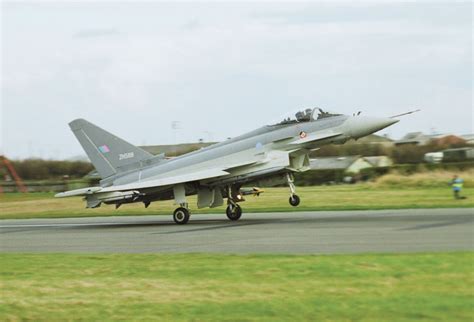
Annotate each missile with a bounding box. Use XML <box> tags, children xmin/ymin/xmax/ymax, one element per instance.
<box><xmin>84</xmin><ymin>190</ymin><xmax>141</xmax><ymax>208</ymax></box>
<box><xmin>240</xmin><ymin>187</ymin><xmax>265</xmax><ymax>197</ymax></box>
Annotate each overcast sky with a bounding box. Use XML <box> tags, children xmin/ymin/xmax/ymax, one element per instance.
<box><xmin>1</xmin><ymin>1</ymin><xmax>472</xmax><ymax>160</ymax></box>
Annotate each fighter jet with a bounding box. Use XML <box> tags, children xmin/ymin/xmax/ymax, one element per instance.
<box><xmin>56</xmin><ymin>108</ymin><xmax>408</xmax><ymax>224</ymax></box>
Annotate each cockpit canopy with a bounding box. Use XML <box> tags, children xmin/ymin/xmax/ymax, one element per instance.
<box><xmin>274</xmin><ymin>108</ymin><xmax>342</xmax><ymax>125</ymax></box>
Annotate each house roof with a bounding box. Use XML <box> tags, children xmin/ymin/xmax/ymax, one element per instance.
<box><xmin>395</xmin><ymin>132</ymin><xmax>468</xmax><ymax>145</ymax></box>
<box><xmin>364</xmin><ymin>156</ymin><xmax>392</xmax><ymax>167</ymax></box>
<box><xmin>395</xmin><ymin>132</ymin><xmax>432</xmax><ymax>145</ymax></box>
<box><xmin>355</xmin><ymin>134</ymin><xmax>394</xmax><ymax>143</ymax></box>
<box><xmin>460</xmin><ymin>134</ymin><xmax>474</xmax><ymax>141</ymax></box>
<box><xmin>310</xmin><ymin>156</ymin><xmax>362</xmax><ymax>170</ymax></box>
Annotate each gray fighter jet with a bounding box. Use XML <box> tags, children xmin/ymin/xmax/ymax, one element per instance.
<box><xmin>56</xmin><ymin>108</ymin><xmax>408</xmax><ymax>224</ymax></box>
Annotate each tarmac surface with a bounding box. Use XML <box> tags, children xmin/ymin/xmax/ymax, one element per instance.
<box><xmin>0</xmin><ymin>208</ymin><xmax>472</xmax><ymax>254</ymax></box>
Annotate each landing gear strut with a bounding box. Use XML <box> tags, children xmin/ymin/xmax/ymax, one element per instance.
<box><xmin>226</xmin><ymin>185</ymin><xmax>243</xmax><ymax>221</ymax></box>
<box><xmin>173</xmin><ymin>184</ymin><xmax>190</xmax><ymax>224</ymax></box>
<box><xmin>287</xmin><ymin>173</ymin><xmax>300</xmax><ymax>207</ymax></box>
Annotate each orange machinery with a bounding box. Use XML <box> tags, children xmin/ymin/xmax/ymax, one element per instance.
<box><xmin>0</xmin><ymin>155</ymin><xmax>27</xmax><ymax>193</ymax></box>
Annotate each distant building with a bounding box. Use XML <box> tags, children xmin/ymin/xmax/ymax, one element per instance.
<box><xmin>424</xmin><ymin>147</ymin><xmax>474</xmax><ymax>163</ymax></box>
<box><xmin>395</xmin><ymin>132</ymin><xmax>467</xmax><ymax>146</ymax></box>
<box><xmin>364</xmin><ymin>156</ymin><xmax>393</xmax><ymax>168</ymax></box>
<box><xmin>424</xmin><ymin>152</ymin><xmax>444</xmax><ymax>164</ymax></box>
<box><xmin>460</xmin><ymin>134</ymin><xmax>474</xmax><ymax>145</ymax></box>
<box><xmin>351</xmin><ymin>134</ymin><xmax>394</xmax><ymax>147</ymax></box>
<box><xmin>306</xmin><ymin>155</ymin><xmax>394</xmax><ymax>184</ymax></box>
<box><xmin>310</xmin><ymin>156</ymin><xmax>373</xmax><ymax>174</ymax></box>
<box><xmin>395</xmin><ymin>132</ymin><xmax>433</xmax><ymax>146</ymax></box>
<box><xmin>442</xmin><ymin>147</ymin><xmax>474</xmax><ymax>162</ymax></box>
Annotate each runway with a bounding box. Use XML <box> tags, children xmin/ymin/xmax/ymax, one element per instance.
<box><xmin>0</xmin><ymin>208</ymin><xmax>472</xmax><ymax>254</ymax></box>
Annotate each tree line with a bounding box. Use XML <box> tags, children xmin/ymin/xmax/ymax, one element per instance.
<box><xmin>5</xmin><ymin>159</ymin><xmax>94</xmax><ymax>181</ymax></box>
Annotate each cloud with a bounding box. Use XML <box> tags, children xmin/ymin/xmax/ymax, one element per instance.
<box><xmin>181</xmin><ymin>19</ymin><xmax>200</xmax><ymax>31</ymax></box>
<box><xmin>72</xmin><ymin>28</ymin><xmax>121</xmax><ymax>39</ymax></box>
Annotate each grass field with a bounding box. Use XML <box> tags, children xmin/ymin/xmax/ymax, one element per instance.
<box><xmin>0</xmin><ymin>252</ymin><xmax>472</xmax><ymax>321</ymax></box>
<box><xmin>0</xmin><ymin>185</ymin><xmax>472</xmax><ymax>220</ymax></box>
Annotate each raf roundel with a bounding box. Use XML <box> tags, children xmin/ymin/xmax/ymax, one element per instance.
<box><xmin>299</xmin><ymin>131</ymin><xmax>307</xmax><ymax>139</ymax></box>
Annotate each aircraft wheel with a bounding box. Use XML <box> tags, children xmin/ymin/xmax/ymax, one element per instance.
<box><xmin>226</xmin><ymin>204</ymin><xmax>242</xmax><ymax>221</ymax></box>
<box><xmin>173</xmin><ymin>207</ymin><xmax>190</xmax><ymax>224</ymax></box>
<box><xmin>289</xmin><ymin>194</ymin><xmax>300</xmax><ymax>207</ymax></box>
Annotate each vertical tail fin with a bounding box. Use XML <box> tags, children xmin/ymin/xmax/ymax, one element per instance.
<box><xmin>69</xmin><ymin>119</ymin><xmax>153</xmax><ymax>179</ymax></box>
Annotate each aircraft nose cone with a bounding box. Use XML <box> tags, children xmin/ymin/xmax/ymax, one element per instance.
<box><xmin>349</xmin><ymin>116</ymin><xmax>399</xmax><ymax>139</ymax></box>
<box><xmin>379</xmin><ymin>117</ymin><xmax>399</xmax><ymax>129</ymax></box>
<box><xmin>366</xmin><ymin>117</ymin><xmax>399</xmax><ymax>134</ymax></box>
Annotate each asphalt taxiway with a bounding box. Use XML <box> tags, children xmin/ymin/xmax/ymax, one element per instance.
<box><xmin>0</xmin><ymin>208</ymin><xmax>472</xmax><ymax>254</ymax></box>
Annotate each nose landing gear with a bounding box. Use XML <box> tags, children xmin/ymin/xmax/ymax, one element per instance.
<box><xmin>287</xmin><ymin>172</ymin><xmax>301</xmax><ymax>207</ymax></box>
<box><xmin>289</xmin><ymin>194</ymin><xmax>300</xmax><ymax>207</ymax></box>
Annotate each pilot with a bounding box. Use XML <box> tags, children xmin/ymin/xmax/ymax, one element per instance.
<box><xmin>295</xmin><ymin>111</ymin><xmax>304</xmax><ymax>122</ymax></box>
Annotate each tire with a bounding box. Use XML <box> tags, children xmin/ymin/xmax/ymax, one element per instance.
<box><xmin>173</xmin><ymin>207</ymin><xmax>190</xmax><ymax>224</ymax></box>
<box><xmin>226</xmin><ymin>204</ymin><xmax>242</xmax><ymax>221</ymax></box>
<box><xmin>289</xmin><ymin>195</ymin><xmax>300</xmax><ymax>207</ymax></box>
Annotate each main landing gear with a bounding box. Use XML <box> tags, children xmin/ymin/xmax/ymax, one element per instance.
<box><xmin>226</xmin><ymin>203</ymin><xmax>242</xmax><ymax>221</ymax></box>
<box><xmin>287</xmin><ymin>173</ymin><xmax>301</xmax><ymax>207</ymax></box>
<box><xmin>173</xmin><ymin>206</ymin><xmax>190</xmax><ymax>224</ymax></box>
<box><xmin>172</xmin><ymin>185</ymin><xmax>191</xmax><ymax>224</ymax></box>
<box><xmin>226</xmin><ymin>185</ymin><xmax>243</xmax><ymax>221</ymax></box>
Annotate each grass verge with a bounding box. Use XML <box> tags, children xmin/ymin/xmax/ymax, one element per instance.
<box><xmin>372</xmin><ymin>169</ymin><xmax>474</xmax><ymax>188</ymax></box>
<box><xmin>0</xmin><ymin>252</ymin><xmax>472</xmax><ymax>321</ymax></box>
<box><xmin>0</xmin><ymin>185</ymin><xmax>472</xmax><ymax>220</ymax></box>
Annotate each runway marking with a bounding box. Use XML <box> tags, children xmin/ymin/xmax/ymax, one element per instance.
<box><xmin>154</xmin><ymin>221</ymin><xmax>266</xmax><ymax>235</ymax></box>
<box><xmin>399</xmin><ymin>218</ymin><xmax>473</xmax><ymax>231</ymax></box>
<box><xmin>0</xmin><ymin>222</ymin><xmax>150</xmax><ymax>229</ymax></box>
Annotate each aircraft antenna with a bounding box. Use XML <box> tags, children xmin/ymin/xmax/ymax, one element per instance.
<box><xmin>390</xmin><ymin>109</ymin><xmax>421</xmax><ymax>118</ymax></box>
